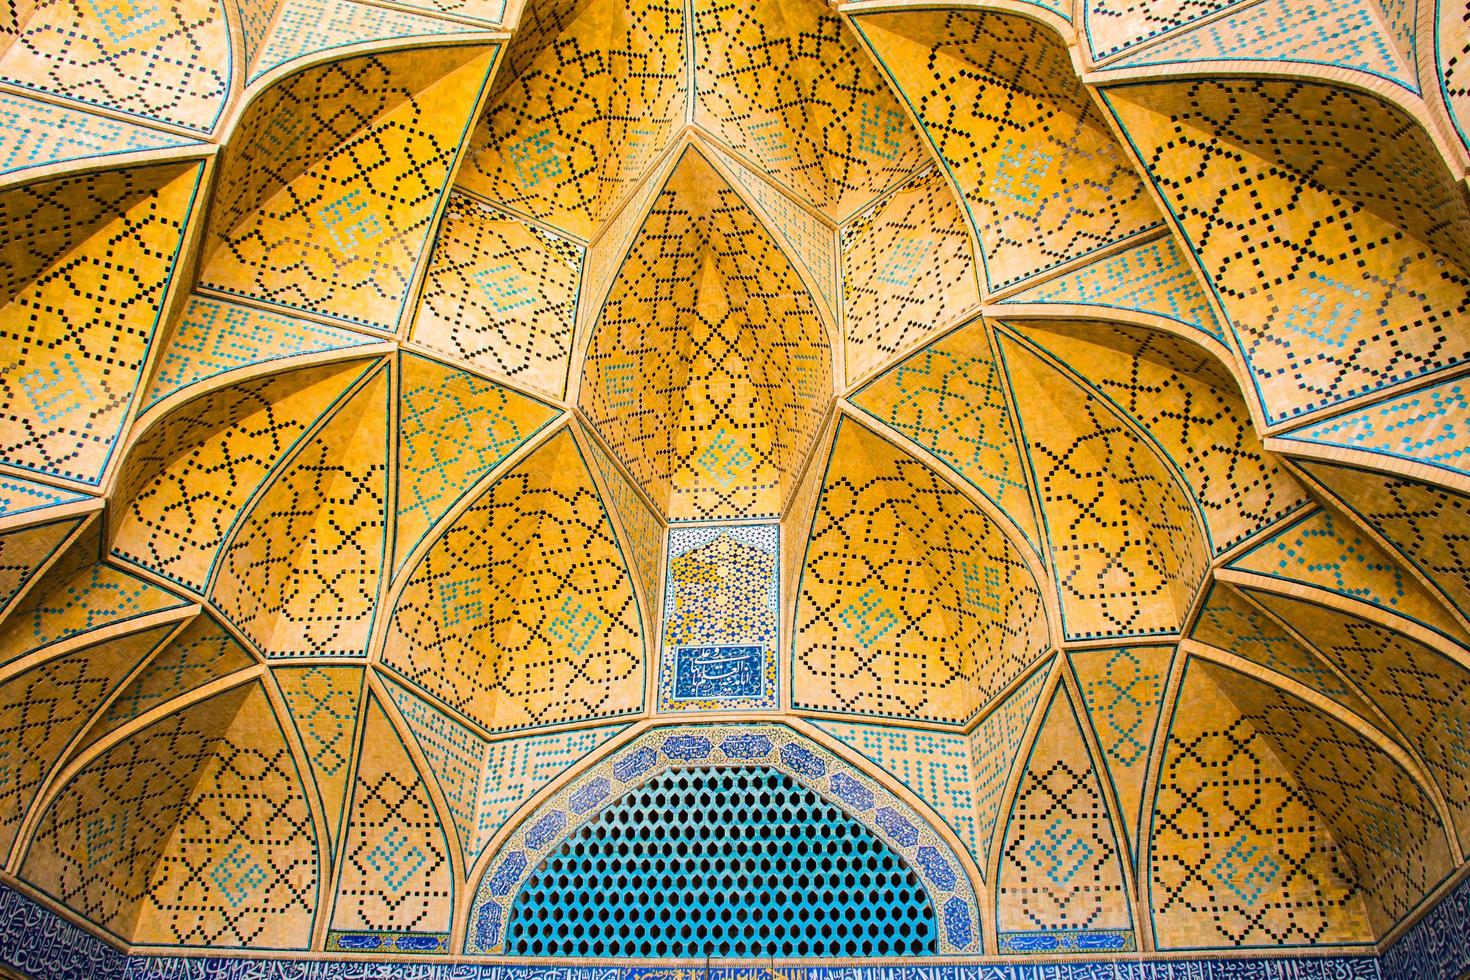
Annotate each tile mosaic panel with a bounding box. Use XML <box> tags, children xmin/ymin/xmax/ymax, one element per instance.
<box><xmin>465</xmin><ymin>724</ymin><xmax>980</xmax><ymax>955</ymax></box>
<box><xmin>658</xmin><ymin>523</ymin><xmax>778</xmax><ymax>712</ymax></box>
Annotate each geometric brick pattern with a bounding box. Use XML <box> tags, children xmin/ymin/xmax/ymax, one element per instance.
<box><xmin>1280</xmin><ymin>375</ymin><xmax>1470</xmax><ymax>479</ymax></box>
<box><xmin>1180</xmin><ymin>661</ymin><xmax>1452</xmax><ymax>939</ymax></box>
<box><xmin>814</xmin><ymin>720</ymin><xmax>983</xmax><ymax>861</ymax></box>
<box><xmin>329</xmin><ymin>696</ymin><xmax>451</xmax><ymax>943</ymax></box>
<box><xmin>248</xmin><ymin>0</ymin><xmax>479</xmax><ymax>82</ymax></box>
<box><xmin>997</xmin><ymin>684</ymin><xmax>1133</xmax><ymax>947</ymax></box>
<box><xmin>472</xmin><ymin>724</ymin><xmax>625</xmax><ymax>859</ymax></box>
<box><xmin>0</xmin><ymin>555</ymin><xmax>187</xmax><ymax>668</ymax></box>
<box><xmin>383</xmin><ymin>429</ymin><xmax>644</xmax><ymax>734</ymax></box>
<box><xmin>0</xmin><ymin>0</ymin><xmax>229</xmax><ymax>131</ymax></box>
<box><xmin>87</xmin><ymin>615</ymin><xmax>254</xmax><ymax>753</ymax></box>
<box><xmin>1014</xmin><ymin>321</ymin><xmax>1309</xmax><ymax>553</ymax></box>
<box><xmin>574</xmin><ymin>154</ymin><xmax>676</xmax><ymax>342</ymax></box>
<box><xmin>199</xmin><ymin>47</ymin><xmax>496</xmax><ymax>331</ymax></box>
<box><xmin>1244</xmin><ymin>588</ymin><xmax>1470</xmax><ymax>849</ymax></box>
<box><xmin>999</xmin><ymin>235</ymin><xmax>1226</xmax><ymax>342</ymax></box>
<box><xmin>841</xmin><ymin>166</ymin><xmax>980</xmax><ymax>383</ymax></box>
<box><xmin>851</xmin><ymin>316</ymin><xmax>1041</xmax><ymax>548</ymax></box>
<box><xmin>0</xmin><ymin>622</ymin><xmax>173</xmax><ymax>857</ymax></box>
<box><xmin>3</xmin><ymin>0</ymin><xmax>1470</xmax><ymax>962</ymax></box>
<box><xmin>132</xmin><ymin>686</ymin><xmax>317</xmax><ymax>948</ymax></box>
<box><xmin>411</xmin><ymin>196</ymin><xmax>582</xmax><ymax>400</ymax></box>
<box><xmin>578</xmin><ymin>151</ymin><xmax>831</xmax><ymax>522</ymax></box>
<box><xmin>0</xmin><ymin>91</ymin><xmax>195</xmax><ymax>180</ymax></box>
<box><xmin>0</xmin><ymin>477</ymin><xmax>89</xmax><ymax>521</ymax></box>
<box><xmin>273</xmin><ymin>665</ymin><xmax>363</xmax><ymax>853</ymax></box>
<box><xmin>142</xmin><ymin>294</ymin><xmax>374</xmax><ymax>410</ymax></box>
<box><xmin>1000</xmin><ymin>332</ymin><xmax>1208</xmax><ymax>639</ymax></box>
<box><xmin>1104</xmin><ymin>80</ymin><xmax>1470</xmax><ymax>426</ymax></box>
<box><xmin>1068</xmin><ymin>645</ymin><xmax>1173</xmax><ymax>858</ymax></box>
<box><xmin>460</xmin><ymin>0</ymin><xmax>687</xmax><ymax>238</ymax></box>
<box><xmin>235</xmin><ymin>0</ymin><xmax>283</xmax><ymax>70</ymax></box>
<box><xmin>1150</xmin><ymin>658</ymin><xmax>1374</xmax><ymax>949</ymax></box>
<box><xmin>1190</xmin><ymin>582</ymin><xmax>1381</xmax><ymax>722</ymax></box>
<box><xmin>0</xmin><ymin>163</ymin><xmax>203</xmax><ymax>485</ymax></box>
<box><xmin>385</xmin><ymin>680</ymin><xmax>486</xmax><ymax>862</ymax></box>
<box><xmin>387</xmin><ymin>692</ymin><xmax>623</xmax><ymax>865</ymax></box>
<box><xmin>111</xmin><ymin>360</ymin><xmax>371</xmax><ymax>592</ymax></box>
<box><xmin>0</xmin><ymin>515</ymin><xmax>81</xmax><ymax>614</ymax></box>
<box><xmin>794</xmin><ymin>420</ymin><xmax>1049</xmax><ymax>726</ymax></box>
<box><xmin>701</xmin><ymin>141</ymin><xmax>838</xmax><ymax>316</ymax></box>
<box><xmin>971</xmin><ymin>664</ymin><xmax>1052</xmax><ymax>877</ymax></box>
<box><xmin>212</xmin><ymin>369</ymin><xmax>388</xmax><ymax>658</ymax></box>
<box><xmin>382</xmin><ymin>0</ymin><xmax>502</xmax><ymax>25</ymax></box>
<box><xmin>1441</xmin><ymin>0</ymin><xmax>1470</xmax><ymax>157</ymax></box>
<box><xmin>20</xmin><ymin>684</ymin><xmax>252</xmax><ymax>942</ymax></box>
<box><xmin>1114</xmin><ymin>0</ymin><xmax>1414</xmax><ymax>90</ymax></box>
<box><xmin>393</xmin><ymin>353</ymin><xmax>559</xmax><ymax>571</ymax></box>
<box><xmin>1298</xmin><ymin>460</ymin><xmax>1470</xmax><ymax>623</ymax></box>
<box><xmin>852</xmin><ymin>9</ymin><xmax>1163</xmax><ymax>291</ymax></box>
<box><xmin>582</xmin><ymin>431</ymin><xmax>663</xmax><ymax>612</ymax></box>
<box><xmin>692</xmin><ymin>0</ymin><xmax>929</xmax><ymax>222</ymax></box>
<box><xmin>1086</xmin><ymin>0</ymin><xmax>1262</xmax><ymax>61</ymax></box>
<box><xmin>1229</xmin><ymin>507</ymin><xmax>1469</xmax><ymax>644</ymax></box>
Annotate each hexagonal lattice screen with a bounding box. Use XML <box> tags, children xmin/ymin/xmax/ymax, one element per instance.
<box><xmin>504</xmin><ymin>766</ymin><xmax>938</xmax><ymax>957</ymax></box>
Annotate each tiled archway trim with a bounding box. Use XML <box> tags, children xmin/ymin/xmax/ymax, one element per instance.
<box><xmin>0</xmin><ymin>871</ymin><xmax>1387</xmax><ymax>980</ymax></box>
<box><xmin>0</xmin><ymin>861</ymin><xmax>1463</xmax><ymax>979</ymax></box>
<box><xmin>464</xmin><ymin>724</ymin><xmax>981</xmax><ymax>954</ymax></box>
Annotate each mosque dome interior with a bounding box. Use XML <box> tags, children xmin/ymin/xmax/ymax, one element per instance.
<box><xmin>0</xmin><ymin>0</ymin><xmax>1468</xmax><ymax>975</ymax></box>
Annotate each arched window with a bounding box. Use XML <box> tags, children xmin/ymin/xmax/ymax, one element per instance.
<box><xmin>504</xmin><ymin>766</ymin><xmax>938</xmax><ymax>957</ymax></box>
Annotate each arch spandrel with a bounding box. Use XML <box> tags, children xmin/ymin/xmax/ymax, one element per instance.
<box><xmin>463</xmin><ymin>723</ymin><xmax>982</xmax><ymax>955</ymax></box>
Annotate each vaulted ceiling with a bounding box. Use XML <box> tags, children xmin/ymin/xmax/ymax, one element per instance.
<box><xmin>0</xmin><ymin>0</ymin><xmax>1468</xmax><ymax>969</ymax></box>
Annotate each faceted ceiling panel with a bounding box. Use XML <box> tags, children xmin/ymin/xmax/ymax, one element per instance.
<box><xmin>577</xmin><ymin>146</ymin><xmax>833</xmax><ymax>523</ymax></box>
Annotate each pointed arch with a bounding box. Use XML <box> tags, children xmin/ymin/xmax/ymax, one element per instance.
<box><xmin>463</xmin><ymin>723</ymin><xmax>982</xmax><ymax>955</ymax></box>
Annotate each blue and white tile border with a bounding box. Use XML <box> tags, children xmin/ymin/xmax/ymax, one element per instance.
<box><xmin>1379</xmin><ymin>869</ymin><xmax>1470</xmax><ymax>980</ymax></box>
<box><xmin>118</xmin><ymin>962</ymin><xmax>1386</xmax><ymax>980</ymax></box>
<box><xmin>0</xmin><ymin>884</ymin><xmax>125</xmax><ymax>980</ymax></box>
<box><xmin>0</xmin><ymin>876</ymin><xmax>1422</xmax><ymax>980</ymax></box>
<box><xmin>465</xmin><ymin>723</ymin><xmax>980</xmax><ymax>955</ymax></box>
<box><xmin>3</xmin><ymin>833</ymin><xmax>1466</xmax><ymax>978</ymax></box>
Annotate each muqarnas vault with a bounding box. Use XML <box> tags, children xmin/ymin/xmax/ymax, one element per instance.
<box><xmin>0</xmin><ymin>0</ymin><xmax>1467</xmax><ymax>976</ymax></box>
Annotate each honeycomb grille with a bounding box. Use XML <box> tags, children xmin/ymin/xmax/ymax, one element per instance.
<box><xmin>504</xmin><ymin>766</ymin><xmax>938</xmax><ymax>957</ymax></box>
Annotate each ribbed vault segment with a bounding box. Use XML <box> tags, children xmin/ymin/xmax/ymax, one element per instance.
<box><xmin>577</xmin><ymin>146</ymin><xmax>834</xmax><ymax>522</ymax></box>
<box><xmin>460</xmin><ymin>0</ymin><xmax>689</xmax><ymax>239</ymax></box>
